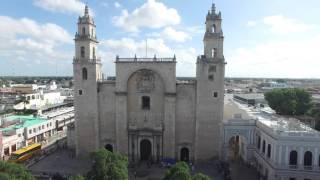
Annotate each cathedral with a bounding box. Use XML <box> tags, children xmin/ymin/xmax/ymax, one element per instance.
<box><xmin>73</xmin><ymin>3</ymin><xmax>225</xmax><ymax>162</ymax></box>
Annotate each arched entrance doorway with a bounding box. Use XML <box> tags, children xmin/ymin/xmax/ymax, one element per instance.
<box><xmin>228</xmin><ymin>135</ymin><xmax>241</xmax><ymax>160</ymax></box>
<box><xmin>140</xmin><ymin>139</ymin><xmax>151</xmax><ymax>161</ymax></box>
<box><xmin>180</xmin><ymin>147</ymin><xmax>189</xmax><ymax>162</ymax></box>
<box><xmin>105</xmin><ymin>144</ymin><xmax>113</xmax><ymax>152</ymax></box>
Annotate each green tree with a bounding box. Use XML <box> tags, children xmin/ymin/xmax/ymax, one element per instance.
<box><xmin>69</xmin><ymin>175</ymin><xmax>86</xmax><ymax>180</ymax></box>
<box><xmin>164</xmin><ymin>162</ymin><xmax>191</xmax><ymax>180</ymax></box>
<box><xmin>86</xmin><ymin>149</ymin><xmax>128</xmax><ymax>180</ymax></box>
<box><xmin>193</xmin><ymin>173</ymin><xmax>211</xmax><ymax>180</ymax></box>
<box><xmin>163</xmin><ymin>162</ymin><xmax>212</xmax><ymax>180</ymax></box>
<box><xmin>264</xmin><ymin>88</ymin><xmax>312</xmax><ymax>115</ymax></box>
<box><xmin>0</xmin><ymin>161</ymin><xmax>35</xmax><ymax>180</ymax></box>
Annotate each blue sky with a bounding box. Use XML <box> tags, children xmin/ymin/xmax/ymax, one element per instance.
<box><xmin>0</xmin><ymin>0</ymin><xmax>320</xmax><ymax>78</ymax></box>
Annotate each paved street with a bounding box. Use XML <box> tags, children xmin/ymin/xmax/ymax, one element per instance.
<box><xmin>28</xmin><ymin>149</ymin><xmax>91</xmax><ymax>178</ymax></box>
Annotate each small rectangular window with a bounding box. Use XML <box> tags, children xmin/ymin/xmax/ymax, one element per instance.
<box><xmin>142</xmin><ymin>96</ymin><xmax>150</xmax><ymax>110</ymax></box>
<box><xmin>213</xmin><ymin>92</ymin><xmax>218</xmax><ymax>98</ymax></box>
<box><xmin>208</xmin><ymin>74</ymin><xmax>214</xmax><ymax>81</ymax></box>
<box><xmin>29</xmin><ymin>130</ymin><xmax>32</xmax><ymax>134</ymax></box>
<box><xmin>79</xmin><ymin>90</ymin><xmax>83</xmax><ymax>95</ymax></box>
<box><xmin>208</xmin><ymin>65</ymin><xmax>216</xmax><ymax>72</ymax></box>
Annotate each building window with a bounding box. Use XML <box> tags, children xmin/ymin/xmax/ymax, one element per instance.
<box><xmin>47</xmin><ymin>124</ymin><xmax>49</xmax><ymax>128</ymax></box>
<box><xmin>213</xmin><ymin>91</ymin><xmax>218</xmax><ymax>98</ymax></box>
<box><xmin>91</xmin><ymin>28</ymin><xmax>94</xmax><ymax>37</ymax></box>
<box><xmin>304</xmin><ymin>151</ymin><xmax>313</xmax><ymax>167</ymax></box>
<box><xmin>212</xmin><ymin>24</ymin><xmax>216</xmax><ymax>33</ymax></box>
<box><xmin>82</xmin><ymin>68</ymin><xmax>88</xmax><ymax>80</ymax></box>
<box><xmin>42</xmin><ymin>125</ymin><xmax>45</xmax><ymax>129</ymax></box>
<box><xmin>289</xmin><ymin>178</ymin><xmax>296</xmax><ymax>180</ymax></box>
<box><xmin>79</xmin><ymin>90</ymin><xmax>83</xmax><ymax>95</ymax></box>
<box><xmin>289</xmin><ymin>151</ymin><xmax>298</xmax><ymax>166</ymax></box>
<box><xmin>32</xmin><ymin>95</ymin><xmax>35</xmax><ymax>99</ymax></box>
<box><xmin>211</xmin><ymin>48</ymin><xmax>216</xmax><ymax>58</ymax></box>
<box><xmin>93</xmin><ymin>47</ymin><xmax>96</xmax><ymax>58</ymax></box>
<box><xmin>82</xmin><ymin>27</ymin><xmax>85</xmax><ymax>35</ymax></box>
<box><xmin>257</xmin><ymin>136</ymin><xmax>261</xmax><ymax>149</ymax></box>
<box><xmin>262</xmin><ymin>140</ymin><xmax>265</xmax><ymax>153</ymax></box>
<box><xmin>267</xmin><ymin>144</ymin><xmax>271</xmax><ymax>158</ymax></box>
<box><xmin>208</xmin><ymin>74</ymin><xmax>214</xmax><ymax>81</ymax></box>
<box><xmin>81</xmin><ymin>46</ymin><xmax>85</xmax><ymax>58</ymax></box>
<box><xmin>209</xmin><ymin>65</ymin><xmax>216</xmax><ymax>72</ymax></box>
<box><xmin>29</xmin><ymin>130</ymin><xmax>32</xmax><ymax>134</ymax></box>
<box><xmin>50</xmin><ymin>122</ymin><xmax>52</xmax><ymax>126</ymax></box>
<box><xmin>33</xmin><ymin>128</ymin><xmax>36</xmax><ymax>133</ymax></box>
<box><xmin>142</xmin><ymin>96</ymin><xmax>150</xmax><ymax>110</ymax></box>
<box><xmin>38</xmin><ymin>126</ymin><xmax>41</xmax><ymax>130</ymax></box>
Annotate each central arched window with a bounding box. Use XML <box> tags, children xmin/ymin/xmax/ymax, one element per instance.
<box><xmin>82</xmin><ymin>67</ymin><xmax>87</xmax><ymax>80</ymax></box>
<box><xmin>81</xmin><ymin>46</ymin><xmax>85</xmax><ymax>58</ymax></box>
<box><xmin>289</xmin><ymin>151</ymin><xmax>298</xmax><ymax>166</ymax></box>
<box><xmin>142</xmin><ymin>96</ymin><xmax>150</xmax><ymax>110</ymax></box>
<box><xmin>304</xmin><ymin>151</ymin><xmax>313</xmax><ymax>167</ymax></box>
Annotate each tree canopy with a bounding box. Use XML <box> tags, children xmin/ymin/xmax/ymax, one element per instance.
<box><xmin>0</xmin><ymin>161</ymin><xmax>35</xmax><ymax>180</ymax></box>
<box><xmin>86</xmin><ymin>148</ymin><xmax>128</xmax><ymax>180</ymax></box>
<box><xmin>163</xmin><ymin>162</ymin><xmax>211</xmax><ymax>180</ymax></box>
<box><xmin>264</xmin><ymin>88</ymin><xmax>312</xmax><ymax>115</ymax></box>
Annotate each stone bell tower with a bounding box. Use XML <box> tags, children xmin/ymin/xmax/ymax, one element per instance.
<box><xmin>195</xmin><ymin>3</ymin><xmax>225</xmax><ymax>160</ymax></box>
<box><xmin>73</xmin><ymin>5</ymin><xmax>102</xmax><ymax>157</ymax></box>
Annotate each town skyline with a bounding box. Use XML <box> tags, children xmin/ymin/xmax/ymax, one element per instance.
<box><xmin>0</xmin><ymin>0</ymin><xmax>320</xmax><ymax>78</ymax></box>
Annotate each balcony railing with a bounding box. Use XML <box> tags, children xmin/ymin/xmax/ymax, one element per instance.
<box><xmin>304</xmin><ymin>165</ymin><xmax>313</xmax><ymax>171</ymax></box>
<box><xmin>289</xmin><ymin>165</ymin><xmax>297</xmax><ymax>169</ymax></box>
<box><xmin>116</xmin><ymin>55</ymin><xmax>176</xmax><ymax>62</ymax></box>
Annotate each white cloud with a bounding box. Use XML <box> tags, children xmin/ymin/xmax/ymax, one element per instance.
<box><xmin>227</xmin><ymin>35</ymin><xmax>320</xmax><ymax>78</ymax></box>
<box><xmin>247</xmin><ymin>21</ymin><xmax>257</xmax><ymax>27</ymax></box>
<box><xmin>112</xmin><ymin>0</ymin><xmax>181</xmax><ymax>32</ymax></box>
<box><xmin>263</xmin><ymin>15</ymin><xmax>315</xmax><ymax>33</ymax></box>
<box><xmin>114</xmin><ymin>2</ymin><xmax>121</xmax><ymax>8</ymax></box>
<box><xmin>149</xmin><ymin>27</ymin><xmax>191</xmax><ymax>42</ymax></box>
<box><xmin>100</xmin><ymin>37</ymin><xmax>198</xmax><ymax>76</ymax></box>
<box><xmin>33</xmin><ymin>0</ymin><xmax>90</xmax><ymax>15</ymax></box>
<box><xmin>0</xmin><ymin>16</ymin><xmax>73</xmax><ymax>66</ymax></box>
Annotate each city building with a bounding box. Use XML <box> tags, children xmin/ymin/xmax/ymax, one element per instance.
<box><xmin>72</xmin><ymin>4</ymin><xmax>225</xmax><ymax>162</ymax></box>
<box><xmin>0</xmin><ymin>105</ymin><xmax>74</xmax><ymax>159</ymax></box>
<box><xmin>222</xmin><ymin>95</ymin><xmax>320</xmax><ymax>180</ymax></box>
<box><xmin>233</xmin><ymin>93</ymin><xmax>266</xmax><ymax>106</ymax></box>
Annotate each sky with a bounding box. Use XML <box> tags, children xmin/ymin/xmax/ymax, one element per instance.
<box><xmin>0</xmin><ymin>0</ymin><xmax>320</xmax><ymax>78</ymax></box>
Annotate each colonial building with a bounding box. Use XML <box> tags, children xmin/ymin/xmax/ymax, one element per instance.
<box><xmin>73</xmin><ymin>4</ymin><xmax>225</xmax><ymax>162</ymax></box>
<box><xmin>222</xmin><ymin>95</ymin><xmax>320</xmax><ymax>180</ymax></box>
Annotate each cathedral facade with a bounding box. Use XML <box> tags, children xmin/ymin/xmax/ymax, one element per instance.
<box><xmin>73</xmin><ymin>4</ymin><xmax>225</xmax><ymax>162</ymax></box>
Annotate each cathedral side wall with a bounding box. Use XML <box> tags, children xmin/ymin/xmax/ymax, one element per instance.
<box><xmin>175</xmin><ymin>83</ymin><xmax>196</xmax><ymax>161</ymax></box>
<box><xmin>98</xmin><ymin>82</ymin><xmax>116</xmax><ymax>148</ymax></box>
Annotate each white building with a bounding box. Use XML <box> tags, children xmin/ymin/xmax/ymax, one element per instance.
<box><xmin>0</xmin><ymin>106</ymin><xmax>74</xmax><ymax>159</ymax></box>
<box><xmin>222</xmin><ymin>95</ymin><xmax>320</xmax><ymax>180</ymax></box>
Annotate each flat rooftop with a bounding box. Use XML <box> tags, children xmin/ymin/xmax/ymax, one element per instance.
<box><xmin>225</xmin><ymin>95</ymin><xmax>318</xmax><ymax>133</ymax></box>
<box><xmin>1</xmin><ymin>115</ymin><xmax>47</xmax><ymax>132</ymax></box>
<box><xmin>233</xmin><ymin>93</ymin><xmax>265</xmax><ymax>100</ymax></box>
